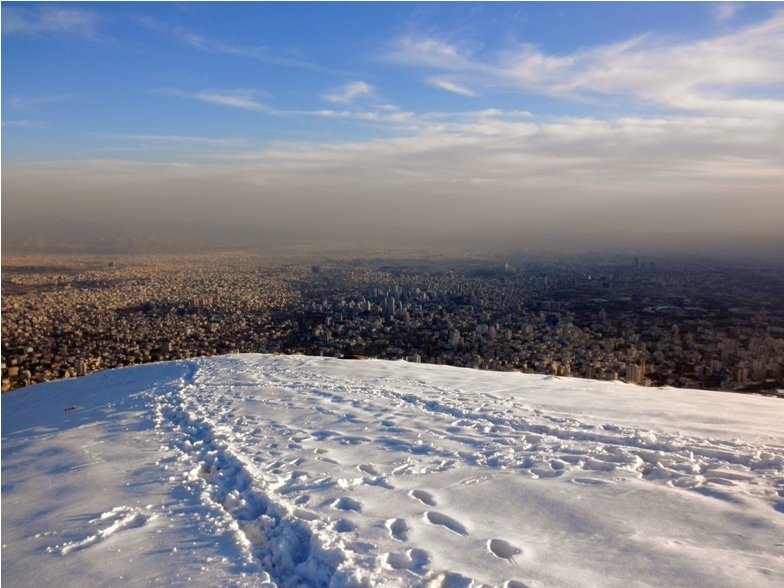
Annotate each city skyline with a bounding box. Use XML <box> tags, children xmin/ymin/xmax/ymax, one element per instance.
<box><xmin>3</xmin><ymin>251</ymin><xmax>783</xmax><ymax>393</ymax></box>
<box><xmin>3</xmin><ymin>2</ymin><xmax>784</xmax><ymax>255</ymax></box>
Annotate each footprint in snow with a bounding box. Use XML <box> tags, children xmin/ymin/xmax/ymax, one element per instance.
<box><xmin>410</xmin><ymin>489</ymin><xmax>436</xmax><ymax>506</ymax></box>
<box><xmin>425</xmin><ymin>512</ymin><xmax>467</xmax><ymax>536</ymax></box>
<box><xmin>488</xmin><ymin>538</ymin><xmax>521</xmax><ymax>560</ymax></box>
<box><xmin>387</xmin><ymin>518</ymin><xmax>408</xmax><ymax>541</ymax></box>
<box><xmin>364</xmin><ymin>476</ymin><xmax>395</xmax><ymax>489</ymax></box>
<box><xmin>386</xmin><ymin>548</ymin><xmax>429</xmax><ymax>574</ymax></box>
<box><xmin>410</xmin><ymin>548</ymin><xmax>430</xmax><ymax>573</ymax></box>
<box><xmin>333</xmin><ymin>496</ymin><xmax>362</xmax><ymax>512</ymax></box>
<box><xmin>358</xmin><ymin>463</ymin><xmax>380</xmax><ymax>476</ymax></box>
<box><xmin>386</xmin><ymin>552</ymin><xmax>411</xmax><ymax>570</ymax></box>
<box><xmin>333</xmin><ymin>519</ymin><xmax>356</xmax><ymax>533</ymax></box>
<box><xmin>433</xmin><ymin>571</ymin><xmax>473</xmax><ymax>588</ymax></box>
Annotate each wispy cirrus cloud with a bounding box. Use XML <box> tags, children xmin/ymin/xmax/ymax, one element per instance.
<box><xmin>2</xmin><ymin>120</ymin><xmax>46</xmax><ymax>128</ymax></box>
<box><xmin>311</xmin><ymin>107</ymin><xmax>414</xmax><ymax>124</ymax></box>
<box><xmin>712</xmin><ymin>2</ymin><xmax>744</xmax><ymax>22</ymax></box>
<box><xmin>384</xmin><ymin>36</ymin><xmax>478</xmax><ymax>70</ymax></box>
<box><xmin>6</xmin><ymin>93</ymin><xmax>82</xmax><ymax>110</ymax></box>
<box><xmin>174</xmin><ymin>28</ymin><xmax>266</xmax><ymax>60</ymax></box>
<box><xmin>156</xmin><ymin>88</ymin><xmax>272</xmax><ymax>113</ymax></box>
<box><xmin>2</xmin><ymin>6</ymin><xmax>101</xmax><ymax>38</ymax></box>
<box><xmin>195</xmin><ymin>91</ymin><xmax>271</xmax><ymax>112</ymax></box>
<box><xmin>171</xmin><ymin>27</ymin><xmax>342</xmax><ymax>73</ymax></box>
<box><xmin>159</xmin><ymin>86</ymin><xmax>414</xmax><ymax>124</ymax></box>
<box><xmin>97</xmin><ymin>133</ymin><xmax>250</xmax><ymax>148</ymax></box>
<box><xmin>427</xmin><ymin>78</ymin><xmax>476</xmax><ymax>97</ymax></box>
<box><xmin>323</xmin><ymin>81</ymin><xmax>374</xmax><ymax>104</ymax></box>
<box><xmin>136</xmin><ymin>17</ymin><xmax>347</xmax><ymax>73</ymax></box>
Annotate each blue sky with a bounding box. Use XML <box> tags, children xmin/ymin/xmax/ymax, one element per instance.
<box><xmin>3</xmin><ymin>2</ymin><xmax>784</xmax><ymax>252</ymax></box>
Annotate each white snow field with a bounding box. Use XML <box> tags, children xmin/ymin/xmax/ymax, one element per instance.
<box><xmin>3</xmin><ymin>355</ymin><xmax>784</xmax><ymax>588</ymax></box>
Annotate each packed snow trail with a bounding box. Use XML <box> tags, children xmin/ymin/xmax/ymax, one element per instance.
<box><xmin>3</xmin><ymin>354</ymin><xmax>784</xmax><ymax>587</ymax></box>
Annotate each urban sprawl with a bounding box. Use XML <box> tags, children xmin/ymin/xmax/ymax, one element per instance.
<box><xmin>2</xmin><ymin>252</ymin><xmax>783</xmax><ymax>395</ymax></box>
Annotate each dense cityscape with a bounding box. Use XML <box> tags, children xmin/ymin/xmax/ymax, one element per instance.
<box><xmin>2</xmin><ymin>252</ymin><xmax>783</xmax><ymax>395</ymax></box>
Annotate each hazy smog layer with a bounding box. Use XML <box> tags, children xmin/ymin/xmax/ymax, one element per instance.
<box><xmin>3</xmin><ymin>4</ymin><xmax>783</xmax><ymax>258</ymax></box>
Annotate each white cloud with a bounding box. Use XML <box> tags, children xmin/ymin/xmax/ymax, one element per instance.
<box><xmin>323</xmin><ymin>82</ymin><xmax>374</xmax><ymax>104</ymax></box>
<box><xmin>385</xmin><ymin>13</ymin><xmax>784</xmax><ymax>119</ymax></box>
<box><xmin>6</xmin><ymin>93</ymin><xmax>82</xmax><ymax>111</ymax></box>
<box><xmin>174</xmin><ymin>28</ymin><xmax>266</xmax><ymax>60</ymax></box>
<box><xmin>155</xmin><ymin>87</ymin><xmax>271</xmax><ymax>112</ymax></box>
<box><xmin>2</xmin><ymin>6</ymin><xmax>100</xmax><ymax>38</ymax></box>
<box><xmin>1</xmin><ymin>120</ymin><xmax>46</xmax><ymax>128</ymax></box>
<box><xmin>384</xmin><ymin>36</ymin><xmax>478</xmax><ymax>70</ymax></box>
<box><xmin>712</xmin><ymin>2</ymin><xmax>744</xmax><ymax>22</ymax></box>
<box><xmin>427</xmin><ymin>78</ymin><xmax>477</xmax><ymax>97</ymax></box>
<box><xmin>501</xmin><ymin>14</ymin><xmax>784</xmax><ymax>116</ymax></box>
<box><xmin>158</xmin><ymin>88</ymin><xmax>273</xmax><ymax>113</ymax></box>
<box><xmin>160</xmin><ymin>87</ymin><xmax>415</xmax><ymax>124</ymax></box>
<box><xmin>171</xmin><ymin>27</ymin><xmax>337</xmax><ymax>73</ymax></box>
<box><xmin>194</xmin><ymin>90</ymin><xmax>271</xmax><ymax>112</ymax></box>
<box><xmin>97</xmin><ymin>134</ymin><xmax>249</xmax><ymax>148</ymax></box>
<box><xmin>309</xmin><ymin>108</ymin><xmax>415</xmax><ymax>124</ymax></box>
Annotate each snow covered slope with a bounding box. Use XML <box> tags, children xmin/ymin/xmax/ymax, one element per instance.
<box><xmin>3</xmin><ymin>355</ymin><xmax>784</xmax><ymax>587</ymax></box>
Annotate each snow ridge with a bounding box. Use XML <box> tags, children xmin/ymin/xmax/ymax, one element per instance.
<box><xmin>6</xmin><ymin>354</ymin><xmax>784</xmax><ymax>588</ymax></box>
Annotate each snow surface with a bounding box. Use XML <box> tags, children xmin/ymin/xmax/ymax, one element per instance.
<box><xmin>3</xmin><ymin>354</ymin><xmax>784</xmax><ymax>587</ymax></box>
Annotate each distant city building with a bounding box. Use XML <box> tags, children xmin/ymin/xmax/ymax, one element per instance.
<box><xmin>626</xmin><ymin>364</ymin><xmax>642</xmax><ymax>384</ymax></box>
